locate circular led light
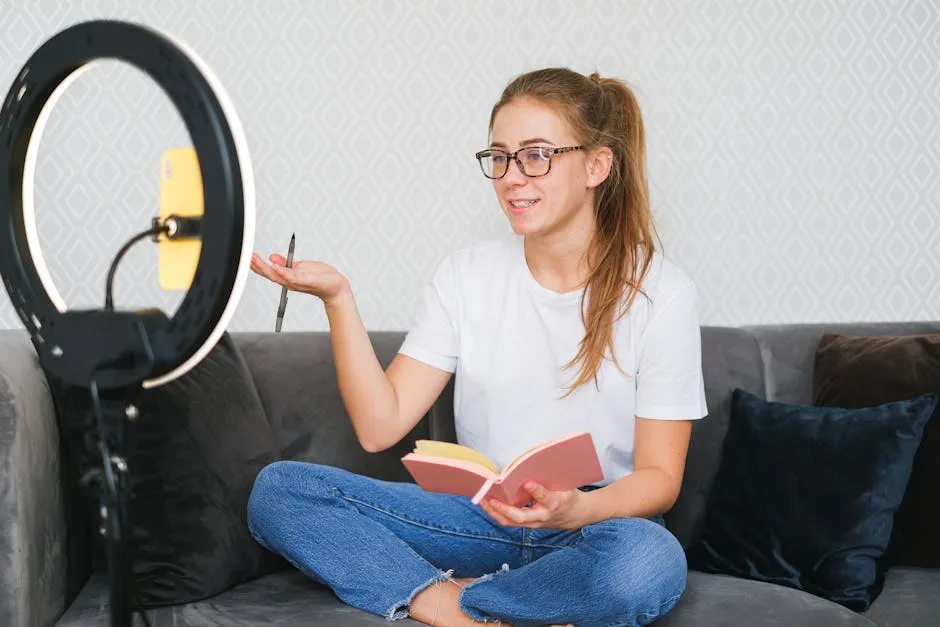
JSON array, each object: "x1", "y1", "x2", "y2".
[{"x1": 0, "y1": 20, "x2": 255, "y2": 390}]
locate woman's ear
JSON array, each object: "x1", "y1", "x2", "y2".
[{"x1": 585, "y1": 146, "x2": 614, "y2": 188}]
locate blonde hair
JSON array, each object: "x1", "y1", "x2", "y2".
[{"x1": 488, "y1": 68, "x2": 658, "y2": 396}]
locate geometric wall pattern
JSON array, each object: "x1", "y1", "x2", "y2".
[{"x1": 1, "y1": 0, "x2": 939, "y2": 333}]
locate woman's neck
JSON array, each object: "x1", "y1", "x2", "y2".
[{"x1": 524, "y1": 222, "x2": 596, "y2": 294}]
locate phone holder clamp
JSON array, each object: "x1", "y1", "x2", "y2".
[{"x1": 150, "y1": 214, "x2": 203, "y2": 241}]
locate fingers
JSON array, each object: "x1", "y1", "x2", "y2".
[
  {"x1": 524, "y1": 481, "x2": 550, "y2": 504},
  {"x1": 479, "y1": 482, "x2": 568, "y2": 529},
  {"x1": 483, "y1": 498, "x2": 545, "y2": 527},
  {"x1": 480, "y1": 499, "x2": 517, "y2": 526},
  {"x1": 250, "y1": 253, "x2": 289, "y2": 286},
  {"x1": 271, "y1": 265, "x2": 297, "y2": 281},
  {"x1": 269, "y1": 253, "x2": 286, "y2": 265},
  {"x1": 250, "y1": 253, "x2": 270, "y2": 274}
]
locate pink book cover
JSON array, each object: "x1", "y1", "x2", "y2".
[{"x1": 401, "y1": 432, "x2": 604, "y2": 508}]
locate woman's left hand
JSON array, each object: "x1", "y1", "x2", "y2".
[{"x1": 479, "y1": 481, "x2": 587, "y2": 530}]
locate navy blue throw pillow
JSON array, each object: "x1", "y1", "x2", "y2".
[{"x1": 687, "y1": 388, "x2": 935, "y2": 612}]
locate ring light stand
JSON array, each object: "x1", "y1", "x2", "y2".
[{"x1": 0, "y1": 20, "x2": 255, "y2": 626}]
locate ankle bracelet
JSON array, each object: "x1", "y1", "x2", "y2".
[{"x1": 429, "y1": 580, "x2": 443, "y2": 627}]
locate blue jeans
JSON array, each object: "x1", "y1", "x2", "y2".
[{"x1": 247, "y1": 460, "x2": 686, "y2": 627}]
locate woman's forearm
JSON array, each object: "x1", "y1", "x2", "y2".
[
  {"x1": 578, "y1": 468, "x2": 681, "y2": 527},
  {"x1": 323, "y1": 290, "x2": 400, "y2": 452}
]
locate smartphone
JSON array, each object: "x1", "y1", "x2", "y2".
[{"x1": 158, "y1": 147, "x2": 203, "y2": 290}]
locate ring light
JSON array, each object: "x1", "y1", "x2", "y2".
[
  {"x1": 0, "y1": 20, "x2": 255, "y2": 627},
  {"x1": 0, "y1": 19, "x2": 255, "y2": 391}
]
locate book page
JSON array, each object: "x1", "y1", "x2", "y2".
[{"x1": 414, "y1": 440, "x2": 499, "y2": 474}]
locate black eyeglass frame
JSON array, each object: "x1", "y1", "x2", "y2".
[{"x1": 473, "y1": 145, "x2": 584, "y2": 179}]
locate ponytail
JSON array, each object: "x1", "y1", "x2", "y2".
[{"x1": 489, "y1": 68, "x2": 658, "y2": 396}]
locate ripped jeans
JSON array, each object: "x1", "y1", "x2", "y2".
[{"x1": 246, "y1": 461, "x2": 687, "y2": 627}]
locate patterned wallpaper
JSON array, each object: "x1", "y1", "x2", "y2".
[{"x1": 1, "y1": 0, "x2": 938, "y2": 334}]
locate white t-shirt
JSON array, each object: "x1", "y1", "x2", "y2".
[{"x1": 398, "y1": 234, "x2": 707, "y2": 485}]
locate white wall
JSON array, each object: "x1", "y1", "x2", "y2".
[{"x1": 1, "y1": 0, "x2": 938, "y2": 333}]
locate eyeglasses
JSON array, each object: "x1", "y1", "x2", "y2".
[{"x1": 474, "y1": 145, "x2": 583, "y2": 179}]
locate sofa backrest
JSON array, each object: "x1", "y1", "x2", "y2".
[
  {"x1": 233, "y1": 331, "x2": 430, "y2": 485},
  {"x1": 231, "y1": 320, "x2": 940, "y2": 548},
  {"x1": 667, "y1": 320, "x2": 940, "y2": 548},
  {"x1": 742, "y1": 321, "x2": 940, "y2": 404},
  {"x1": 664, "y1": 325, "x2": 766, "y2": 547}
]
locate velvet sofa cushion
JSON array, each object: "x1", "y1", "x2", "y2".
[
  {"x1": 48, "y1": 332, "x2": 285, "y2": 606},
  {"x1": 686, "y1": 388, "x2": 935, "y2": 612},
  {"x1": 813, "y1": 332, "x2": 940, "y2": 568}
]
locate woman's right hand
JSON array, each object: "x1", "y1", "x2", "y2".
[{"x1": 250, "y1": 252, "x2": 351, "y2": 306}]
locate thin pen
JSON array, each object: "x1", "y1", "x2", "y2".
[{"x1": 275, "y1": 233, "x2": 295, "y2": 332}]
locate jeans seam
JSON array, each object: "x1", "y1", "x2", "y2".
[
  {"x1": 326, "y1": 486, "x2": 460, "y2": 622},
  {"x1": 340, "y1": 494, "x2": 524, "y2": 547}
]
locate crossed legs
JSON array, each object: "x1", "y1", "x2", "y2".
[{"x1": 247, "y1": 461, "x2": 685, "y2": 626}]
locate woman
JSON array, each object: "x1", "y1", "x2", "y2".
[{"x1": 247, "y1": 67, "x2": 707, "y2": 627}]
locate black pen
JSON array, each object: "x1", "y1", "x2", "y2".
[{"x1": 275, "y1": 233, "x2": 294, "y2": 332}]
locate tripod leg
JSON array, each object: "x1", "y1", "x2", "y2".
[
  {"x1": 89, "y1": 382, "x2": 139, "y2": 627},
  {"x1": 101, "y1": 451, "x2": 131, "y2": 627}
]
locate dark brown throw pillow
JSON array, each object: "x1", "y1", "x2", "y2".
[{"x1": 813, "y1": 332, "x2": 940, "y2": 568}]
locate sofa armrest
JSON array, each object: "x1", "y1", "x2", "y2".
[{"x1": 0, "y1": 330, "x2": 87, "y2": 627}]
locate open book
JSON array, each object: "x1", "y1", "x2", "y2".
[{"x1": 401, "y1": 431, "x2": 604, "y2": 508}]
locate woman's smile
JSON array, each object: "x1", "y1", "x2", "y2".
[{"x1": 507, "y1": 198, "x2": 541, "y2": 214}]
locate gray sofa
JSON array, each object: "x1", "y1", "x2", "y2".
[{"x1": 2, "y1": 321, "x2": 938, "y2": 626}]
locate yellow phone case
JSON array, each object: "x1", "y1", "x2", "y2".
[{"x1": 158, "y1": 147, "x2": 203, "y2": 290}]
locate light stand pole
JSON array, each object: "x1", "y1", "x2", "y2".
[{"x1": 0, "y1": 20, "x2": 255, "y2": 626}]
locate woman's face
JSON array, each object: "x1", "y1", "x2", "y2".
[{"x1": 487, "y1": 98, "x2": 596, "y2": 240}]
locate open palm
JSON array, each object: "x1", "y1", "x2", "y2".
[{"x1": 250, "y1": 252, "x2": 350, "y2": 303}]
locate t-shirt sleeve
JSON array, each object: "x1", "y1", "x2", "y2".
[
  {"x1": 397, "y1": 254, "x2": 459, "y2": 373},
  {"x1": 634, "y1": 279, "x2": 708, "y2": 421}
]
